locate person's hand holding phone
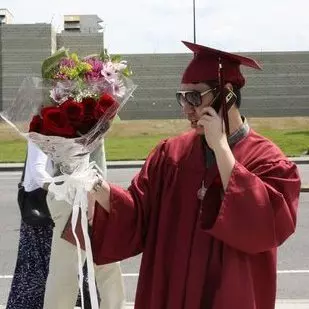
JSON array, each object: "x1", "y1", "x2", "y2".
[{"x1": 197, "y1": 106, "x2": 227, "y2": 151}]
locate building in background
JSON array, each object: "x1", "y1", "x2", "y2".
[
  {"x1": 0, "y1": 8, "x2": 56, "y2": 112},
  {"x1": 56, "y1": 14, "x2": 104, "y2": 56},
  {"x1": 0, "y1": 8, "x2": 13, "y2": 24}
]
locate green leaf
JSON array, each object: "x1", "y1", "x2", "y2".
[
  {"x1": 99, "y1": 48, "x2": 110, "y2": 61},
  {"x1": 111, "y1": 54, "x2": 122, "y2": 62},
  {"x1": 41, "y1": 48, "x2": 69, "y2": 78},
  {"x1": 70, "y1": 53, "x2": 79, "y2": 63},
  {"x1": 122, "y1": 66, "x2": 133, "y2": 77}
]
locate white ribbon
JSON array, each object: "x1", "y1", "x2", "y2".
[{"x1": 49, "y1": 160, "x2": 100, "y2": 309}]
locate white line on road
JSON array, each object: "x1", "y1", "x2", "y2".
[
  {"x1": 1, "y1": 270, "x2": 309, "y2": 279},
  {"x1": 277, "y1": 270, "x2": 309, "y2": 274}
]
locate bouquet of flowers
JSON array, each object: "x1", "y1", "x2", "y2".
[{"x1": 0, "y1": 48, "x2": 136, "y2": 309}]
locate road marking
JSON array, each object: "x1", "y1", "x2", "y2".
[
  {"x1": 1, "y1": 270, "x2": 309, "y2": 279},
  {"x1": 122, "y1": 273, "x2": 139, "y2": 277},
  {"x1": 277, "y1": 270, "x2": 309, "y2": 274}
]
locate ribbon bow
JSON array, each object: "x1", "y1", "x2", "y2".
[{"x1": 49, "y1": 160, "x2": 101, "y2": 309}]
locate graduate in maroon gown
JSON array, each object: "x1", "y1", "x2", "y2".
[{"x1": 89, "y1": 41, "x2": 301, "y2": 309}]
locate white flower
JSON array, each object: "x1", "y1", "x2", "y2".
[
  {"x1": 49, "y1": 81, "x2": 76, "y2": 104},
  {"x1": 101, "y1": 61, "x2": 117, "y2": 83},
  {"x1": 50, "y1": 87, "x2": 69, "y2": 104},
  {"x1": 114, "y1": 60, "x2": 127, "y2": 72}
]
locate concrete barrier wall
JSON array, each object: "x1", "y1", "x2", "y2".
[
  {"x1": 118, "y1": 52, "x2": 309, "y2": 119},
  {"x1": 0, "y1": 24, "x2": 53, "y2": 111},
  {"x1": 1, "y1": 26, "x2": 308, "y2": 118}
]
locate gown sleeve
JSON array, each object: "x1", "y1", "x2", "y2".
[
  {"x1": 204, "y1": 159, "x2": 301, "y2": 254},
  {"x1": 91, "y1": 141, "x2": 167, "y2": 264}
]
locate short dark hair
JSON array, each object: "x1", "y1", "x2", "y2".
[{"x1": 232, "y1": 86, "x2": 241, "y2": 108}]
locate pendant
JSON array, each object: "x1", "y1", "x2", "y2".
[{"x1": 197, "y1": 180, "x2": 207, "y2": 201}]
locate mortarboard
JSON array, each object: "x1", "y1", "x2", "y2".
[
  {"x1": 181, "y1": 40, "x2": 262, "y2": 87},
  {"x1": 181, "y1": 41, "x2": 262, "y2": 135}
]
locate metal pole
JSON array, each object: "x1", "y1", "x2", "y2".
[
  {"x1": 193, "y1": 0, "x2": 196, "y2": 43},
  {"x1": 0, "y1": 21, "x2": 2, "y2": 111}
]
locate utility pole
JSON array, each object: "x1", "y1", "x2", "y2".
[
  {"x1": 0, "y1": 20, "x2": 3, "y2": 111},
  {"x1": 193, "y1": 0, "x2": 196, "y2": 43}
]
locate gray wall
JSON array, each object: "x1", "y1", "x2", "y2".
[
  {"x1": 0, "y1": 25, "x2": 104, "y2": 112},
  {"x1": 56, "y1": 33, "x2": 104, "y2": 57},
  {"x1": 1, "y1": 25, "x2": 309, "y2": 118},
  {"x1": 0, "y1": 24, "x2": 54, "y2": 111},
  {"x1": 78, "y1": 15, "x2": 103, "y2": 33},
  {"x1": 118, "y1": 52, "x2": 309, "y2": 119}
]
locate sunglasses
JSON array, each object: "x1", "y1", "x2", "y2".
[{"x1": 176, "y1": 87, "x2": 217, "y2": 107}]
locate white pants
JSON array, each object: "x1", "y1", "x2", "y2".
[{"x1": 44, "y1": 194, "x2": 125, "y2": 309}]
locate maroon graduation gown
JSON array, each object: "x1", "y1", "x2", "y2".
[{"x1": 91, "y1": 129, "x2": 301, "y2": 309}]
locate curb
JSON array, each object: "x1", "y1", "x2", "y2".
[
  {"x1": 0, "y1": 161, "x2": 145, "y2": 172},
  {"x1": 302, "y1": 186, "x2": 309, "y2": 193},
  {"x1": 275, "y1": 299, "x2": 309, "y2": 309},
  {"x1": 0, "y1": 157, "x2": 308, "y2": 171}
]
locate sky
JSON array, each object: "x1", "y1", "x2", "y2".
[{"x1": 1, "y1": 0, "x2": 309, "y2": 54}]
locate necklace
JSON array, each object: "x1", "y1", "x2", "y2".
[{"x1": 197, "y1": 180, "x2": 207, "y2": 201}]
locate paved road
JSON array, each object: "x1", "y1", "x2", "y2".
[
  {"x1": 0, "y1": 168, "x2": 308, "y2": 307},
  {"x1": 298, "y1": 164, "x2": 309, "y2": 188}
]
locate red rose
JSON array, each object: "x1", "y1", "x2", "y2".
[
  {"x1": 29, "y1": 115, "x2": 43, "y2": 133},
  {"x1": 60, "y1": 99, "x2": 84, "y2": 128},
  {"x1": 41, "y1": 106, "x2": 76, "y2": 137},
  {"x1": 94, "y1": 93, "x2": 119, "y2": 120},
  {"x1": 81, "y1": 98, "x2": 97, "y2": 121},
  {"x1": 77, "y1": 98, "x2": 97, "y2": 134}
]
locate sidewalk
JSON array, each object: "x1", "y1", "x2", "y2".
[
  {"x1": 0, "y1": 300, "x2": 307, "y2": 308},
  {"x1": 66, "y1": 300, "x2": 309, "y2": 308},
  {"x1": 120, "y1": 300, "x2": 309, "y2": 309},
  {"x1": 0, "y1": 299, "x2": 308, "y2": 308}
]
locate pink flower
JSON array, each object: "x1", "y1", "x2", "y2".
[
  {"x1": 85, "y1": 71, "x2": 102, "y2": 82},
  {"x1": 59, "y1": 58, "x2": 76, "y2": 68},
  {"x1": 84, "y1": 58, "x2": 104, "y2": 82},
  {"x1": 114, "y1": 79, "x2": 126, "y2": 98},
  {"x1": 85, "y1": 58, "x2": 103, "y2": 72},
  {"x1": 54, "y1": 72, "x2": 68, "y2": 80}
]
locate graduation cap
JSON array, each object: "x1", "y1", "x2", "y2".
[
  {"x1": 181, "y1": 41, "x2": 262, "y2": 86},
  {"x1": 181, "y1": 41, "x2": 262, "y2": 135}
]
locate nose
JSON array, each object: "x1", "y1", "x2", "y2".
[{"x1": 182, "y1": 101, "x2": 195, "y2": 115}]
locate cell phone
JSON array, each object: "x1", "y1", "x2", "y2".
[{"x1": 211, "y1": 88, "x2": 237, "y2": 113}]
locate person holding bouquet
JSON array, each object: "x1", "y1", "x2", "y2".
[
  {"x1": 6, "y1": 140, "x2": 54, "y2": 309},
  {"x1": 29, "y1": 50, "x2": 132, "y2": 309},
  {"x1": 1, "y1": 46, "x2": 135, "y2": 309},
  {"x1": 6, "y1": 139, "x2": 118, "y2": 309},
  {"x1": 44, "y1": 139, "x2": 125, "y2": 309}
]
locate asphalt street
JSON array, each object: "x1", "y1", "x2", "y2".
[{"x1": 0, "y1": 167, "x2": 308, "y2": 307}]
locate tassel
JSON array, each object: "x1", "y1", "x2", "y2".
[{"x1": 218, "y1": 58, "x2": 230, "y2": 136}]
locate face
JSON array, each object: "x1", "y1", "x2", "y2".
[{"x1": 178, "y1": 83, "x2": 216, "y2": 134}]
